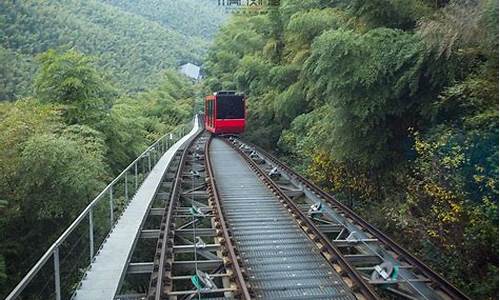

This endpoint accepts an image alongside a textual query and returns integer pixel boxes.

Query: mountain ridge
[0,0,225,100]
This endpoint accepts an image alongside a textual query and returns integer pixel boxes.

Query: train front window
[216,95,244,119]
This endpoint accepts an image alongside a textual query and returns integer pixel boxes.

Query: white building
[179,63,201,80]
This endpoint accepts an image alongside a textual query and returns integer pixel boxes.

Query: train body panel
[204,91,245,134]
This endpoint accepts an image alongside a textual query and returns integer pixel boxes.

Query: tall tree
[35,50,114,125]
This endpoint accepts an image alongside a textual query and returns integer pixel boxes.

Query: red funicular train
[205,91,246,134]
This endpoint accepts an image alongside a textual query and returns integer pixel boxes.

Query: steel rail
[205,135,253,300]
[149,126,204,300]
[223,138,380,300]
[237,138,471,300]
[5,122,191,300]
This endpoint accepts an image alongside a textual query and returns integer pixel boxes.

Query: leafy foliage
[399,126,498,298]
[0,0,225,100]
[418,0,495,59]
[35,50,114,104]
[18,133,107,219]
[304,28,433,167]
[285,8,347,50]
[0,49,195,297]
[102,0,226,41]
[0,46,35,100]
[34,50,115,125]
[346,0,432,30]
[203,0,498,297]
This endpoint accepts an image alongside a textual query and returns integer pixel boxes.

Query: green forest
[203,0,498,298]
[0,49,196,298]
[0,1,226,297]
[0,0,225,100]
[0,0,498,299]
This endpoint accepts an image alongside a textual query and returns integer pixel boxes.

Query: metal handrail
[5,121,193,300]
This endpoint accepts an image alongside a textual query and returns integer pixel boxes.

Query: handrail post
[54,247,61,300]
[142,156,145,176]
[134,162,138,190]
[148,152,152,172]
[109,186,114,227]
[89,208,94,261]
[124,173,128,203]
[152,146,156,165]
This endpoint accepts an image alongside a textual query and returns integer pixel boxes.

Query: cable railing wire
[5,121,193,300]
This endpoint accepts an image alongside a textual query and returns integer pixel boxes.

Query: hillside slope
[102,0,227,40]
[0,0,225,100]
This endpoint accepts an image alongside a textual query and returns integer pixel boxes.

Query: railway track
[225,136,470,300]
[145,127,469,300]
[146,129,248,299]
[208,137,367,299]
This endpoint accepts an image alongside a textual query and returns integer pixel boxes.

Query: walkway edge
[74,116,200,300]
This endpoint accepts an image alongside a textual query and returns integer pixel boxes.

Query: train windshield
[216,95,244,119]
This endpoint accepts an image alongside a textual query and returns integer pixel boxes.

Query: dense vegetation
[0,0,224,100]
[0,1,223,296]
[203,0,499,298]
[0,0,497,298]
[102,0,226,40]
[0,48,196,298]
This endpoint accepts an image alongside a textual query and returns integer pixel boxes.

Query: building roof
[179,63,201,80]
